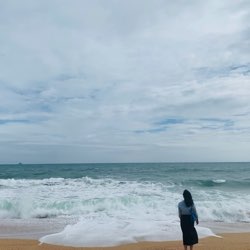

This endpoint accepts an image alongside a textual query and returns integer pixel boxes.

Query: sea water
[0,162,249,247]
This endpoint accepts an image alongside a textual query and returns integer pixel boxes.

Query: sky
[0,0,250,163]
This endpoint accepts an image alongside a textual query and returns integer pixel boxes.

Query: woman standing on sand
[178,189,199,250]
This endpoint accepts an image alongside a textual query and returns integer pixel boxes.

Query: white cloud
[0,0,250,163]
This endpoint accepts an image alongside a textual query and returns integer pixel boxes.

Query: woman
[178,190,199,250]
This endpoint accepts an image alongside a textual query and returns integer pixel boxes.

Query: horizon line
[0,161,250,166]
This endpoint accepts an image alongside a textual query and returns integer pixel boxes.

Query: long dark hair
[183,189,194,207]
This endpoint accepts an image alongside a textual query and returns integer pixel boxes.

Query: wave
[213,179,226,183]
[0,177,250,223]
[181,178,250,189]
[198,179,226,187]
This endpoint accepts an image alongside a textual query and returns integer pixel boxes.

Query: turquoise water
[1,162,249,189]
[0,162,249,246]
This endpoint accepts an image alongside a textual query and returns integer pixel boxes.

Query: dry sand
[0,233,250,250]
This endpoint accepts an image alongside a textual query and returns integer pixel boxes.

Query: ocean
[0,162,249,247]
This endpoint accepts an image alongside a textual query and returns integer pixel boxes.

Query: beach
[0,233,250,250]
[2,0,250,247]
[1,163,249,248]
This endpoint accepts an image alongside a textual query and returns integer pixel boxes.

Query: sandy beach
[0,233,250,250]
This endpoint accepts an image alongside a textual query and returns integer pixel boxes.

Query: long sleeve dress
[178,200,198,246]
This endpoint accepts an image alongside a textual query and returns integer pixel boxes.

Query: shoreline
[1,220,250,249]
[1,219,250,239]
[0,232,250,250]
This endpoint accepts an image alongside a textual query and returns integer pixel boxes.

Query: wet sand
[0,233,250,250]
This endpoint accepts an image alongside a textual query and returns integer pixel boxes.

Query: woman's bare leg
[184,245,187,250]
[190,245,193,250]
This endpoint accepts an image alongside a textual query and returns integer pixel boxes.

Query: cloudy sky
[0,0,250,163]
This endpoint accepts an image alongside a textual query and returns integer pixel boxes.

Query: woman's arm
[193,205,199,225]
[178,206,181,218]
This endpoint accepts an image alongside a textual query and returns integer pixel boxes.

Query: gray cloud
[0,0,250,163]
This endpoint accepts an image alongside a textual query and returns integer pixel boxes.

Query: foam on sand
[39,217,216,247]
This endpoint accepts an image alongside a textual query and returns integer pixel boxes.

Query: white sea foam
[39,216,216,247]
[213,179,226,183]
